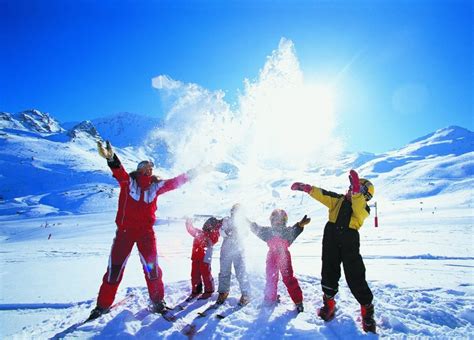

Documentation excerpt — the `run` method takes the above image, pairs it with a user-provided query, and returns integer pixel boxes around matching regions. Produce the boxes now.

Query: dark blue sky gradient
[1,0,472,152]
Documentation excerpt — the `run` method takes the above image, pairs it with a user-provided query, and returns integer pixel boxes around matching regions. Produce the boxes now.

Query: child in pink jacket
[250,209,310,312]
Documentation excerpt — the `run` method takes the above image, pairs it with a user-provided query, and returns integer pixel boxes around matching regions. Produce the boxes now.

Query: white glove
[97,140,114,160]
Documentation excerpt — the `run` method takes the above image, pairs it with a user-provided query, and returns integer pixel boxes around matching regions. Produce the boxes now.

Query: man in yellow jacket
[291,169,376,333]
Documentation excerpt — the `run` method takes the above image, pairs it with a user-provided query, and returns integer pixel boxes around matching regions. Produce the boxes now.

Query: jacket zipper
[121,190,128,226]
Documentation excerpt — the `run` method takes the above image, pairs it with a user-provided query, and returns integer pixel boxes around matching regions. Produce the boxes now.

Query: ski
[181,323,197,338]
[171,294,199,311]
[85,293,135,322]
[197,302,221,317]
[180,302,222,338]
[146,304,178,322]
[158,309,177,322]
[215,302,247,319]
[51,294,135,339]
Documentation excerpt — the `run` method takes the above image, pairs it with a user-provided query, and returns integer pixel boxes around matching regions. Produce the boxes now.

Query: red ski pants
[191,260,214,294]
[97,227,164,308]
[265,249,303,304]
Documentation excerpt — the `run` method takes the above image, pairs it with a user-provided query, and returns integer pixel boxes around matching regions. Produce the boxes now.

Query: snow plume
[238,38,342,170]
[152,38,342,176]
[151,75,236,171]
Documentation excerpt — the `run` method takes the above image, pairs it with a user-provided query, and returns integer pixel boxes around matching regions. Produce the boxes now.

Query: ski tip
[162,312,177,322]
[182,324,197,337]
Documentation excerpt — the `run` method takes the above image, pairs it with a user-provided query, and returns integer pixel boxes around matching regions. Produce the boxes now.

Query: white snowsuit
[218,216,251,295]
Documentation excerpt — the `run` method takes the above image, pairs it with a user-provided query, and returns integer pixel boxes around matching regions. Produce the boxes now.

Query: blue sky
[1,0,472,153]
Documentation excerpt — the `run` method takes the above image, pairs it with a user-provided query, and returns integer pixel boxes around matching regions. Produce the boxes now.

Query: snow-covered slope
[90,112,162,148]
[359,126,474,200]
[0,203,472,339]
[0,111,472,218]
[0,114,182,217]
[0,109,63,133]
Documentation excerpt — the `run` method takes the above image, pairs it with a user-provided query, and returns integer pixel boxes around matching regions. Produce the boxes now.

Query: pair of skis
[52,294,180,339]
[161,293,216,322]
[181,301,246,337]
[197,301,245,319]
[51,294,136,339]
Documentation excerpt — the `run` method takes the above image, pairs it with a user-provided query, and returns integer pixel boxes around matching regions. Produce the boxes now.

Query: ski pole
[374,201,379,227]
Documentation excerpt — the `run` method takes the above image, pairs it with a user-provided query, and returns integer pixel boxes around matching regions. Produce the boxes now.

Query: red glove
[349,170,360,193]
[291,182,312,193]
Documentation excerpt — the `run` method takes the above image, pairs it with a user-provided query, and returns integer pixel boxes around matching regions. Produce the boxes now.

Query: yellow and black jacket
[309,187,370,231]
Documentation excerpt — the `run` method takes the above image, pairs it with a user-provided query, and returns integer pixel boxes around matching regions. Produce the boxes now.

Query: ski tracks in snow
[5,277,474,339]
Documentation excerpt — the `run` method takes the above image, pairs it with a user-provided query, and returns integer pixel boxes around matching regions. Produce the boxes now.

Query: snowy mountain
[0,110,472,218]
[90,112,162,148]
[67,120,101,141]
[359,126,474,199]
[0,109,63,133]
[0,110,169,217]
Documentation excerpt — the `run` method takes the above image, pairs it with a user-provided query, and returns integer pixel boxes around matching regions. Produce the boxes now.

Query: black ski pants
[321,223,373,305]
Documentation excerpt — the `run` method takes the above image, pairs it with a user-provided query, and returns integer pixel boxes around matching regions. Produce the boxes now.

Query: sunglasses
[137,161,155,170]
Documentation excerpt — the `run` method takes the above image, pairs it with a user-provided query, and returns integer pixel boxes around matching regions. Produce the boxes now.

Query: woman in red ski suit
[185,217,222,299]
[89,141,197,319]
[250,209,311,312]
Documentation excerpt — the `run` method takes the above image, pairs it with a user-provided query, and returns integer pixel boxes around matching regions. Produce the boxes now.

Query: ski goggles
[349,185,372,201]
[137,160,155,171]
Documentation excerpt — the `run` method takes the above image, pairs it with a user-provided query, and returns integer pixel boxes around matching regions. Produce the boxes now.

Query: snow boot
[186,292,200,301]
[238,294,250,306]
[198,291,214,300]
[317,294,336,321]
[361,303,376,333]
[295,302,304,313]
[216,292,229,305]
[150,300,167,314]
[87,305,110,321]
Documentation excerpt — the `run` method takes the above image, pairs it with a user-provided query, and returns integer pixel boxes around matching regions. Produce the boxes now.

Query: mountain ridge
[0,109,472,216]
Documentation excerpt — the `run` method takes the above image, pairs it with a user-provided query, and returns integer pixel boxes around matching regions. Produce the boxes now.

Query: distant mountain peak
[0,111,25,130]
[410,125,473,145]
[67,120,101,140]
[17,109,64,134]
[91,112,162,147]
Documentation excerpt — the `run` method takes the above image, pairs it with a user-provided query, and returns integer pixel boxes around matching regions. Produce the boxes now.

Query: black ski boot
[87,305,110,321]
[295,302,304,313]
[361,303,376,333]
[150,300,167,314]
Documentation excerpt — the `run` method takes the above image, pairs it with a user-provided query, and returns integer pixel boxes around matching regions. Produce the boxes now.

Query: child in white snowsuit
[216,204,251,306]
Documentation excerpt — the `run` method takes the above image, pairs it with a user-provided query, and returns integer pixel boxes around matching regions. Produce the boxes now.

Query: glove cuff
[107,154,121,169]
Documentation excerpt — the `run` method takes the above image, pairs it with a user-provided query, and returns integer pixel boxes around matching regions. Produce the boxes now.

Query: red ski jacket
[186,222,220,263]
[107,154,189,229]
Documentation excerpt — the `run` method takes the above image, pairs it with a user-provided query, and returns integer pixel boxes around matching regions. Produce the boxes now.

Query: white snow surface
[0,195,473,339]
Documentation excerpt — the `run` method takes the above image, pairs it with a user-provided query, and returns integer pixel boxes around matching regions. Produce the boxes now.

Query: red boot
[361,303,376,333]
[317,294,336,321]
